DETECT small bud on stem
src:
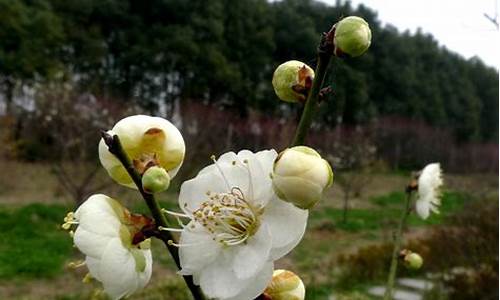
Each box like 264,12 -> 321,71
333,16 -> 371,57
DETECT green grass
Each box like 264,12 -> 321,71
0,203 -> 74,279
311,191 -> 468,232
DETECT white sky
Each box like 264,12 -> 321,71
321,0 -> 500,69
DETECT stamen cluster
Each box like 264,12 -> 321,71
193,188 -> 259,246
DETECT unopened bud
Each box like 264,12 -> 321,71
272,60 -> 315,103
264,269 -> 305,300
142,166 -> 170,194
403,252 -> 423,270
272,146 -> 333,209
334,16 -> 371,57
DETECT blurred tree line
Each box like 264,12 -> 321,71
0,0 -> 498,143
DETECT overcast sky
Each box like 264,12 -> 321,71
320,0 -> 500,69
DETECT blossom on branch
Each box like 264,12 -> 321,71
63,194 -> 153,300
415,163 -> 443,220
164,150 -> 308,300
99,115 -> 185,189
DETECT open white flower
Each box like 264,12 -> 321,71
99,115 -> 185,189
415,163 -> 443,220
165,150 -> 308,300
64,194 -> 153,300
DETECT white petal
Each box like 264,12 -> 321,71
179,173 -> 227,215
237,150 -> 275,207
75,195 -> 123,237
198,253 -> 273,300
415,196 -> 430,220
255,149 -> 278,176
225,262 -> 274,300
74,227 -> 113,259
86,256 -> 102,281
136,249 -> 153,291
179,222 -> 221,274
198,253 -> 244,299
98,238 -> 152,300
232,223 -> 272,280
262,197 -> 308,260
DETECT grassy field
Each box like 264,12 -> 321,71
0,161 -> 497,299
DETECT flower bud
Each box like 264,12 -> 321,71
404,252 -> 423,270
99,115 -> 185,189
272,60 -> 315,103
334,16 -> 371,57
264,269 -> 305,300
272,146 -> 333,209
142,166 -> 170,194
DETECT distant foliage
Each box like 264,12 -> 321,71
0,0 -> 497,143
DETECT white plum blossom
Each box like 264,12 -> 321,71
415,163 -> 443,220
165,150 -> 309,300
63,194 -> 153,300
99,115 -> 185,189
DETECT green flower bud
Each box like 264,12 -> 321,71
264,270 -> 305,300
272,60 -> 315,103
334,16 -> 371,57
404,252 -> 423,270
272,146 -> 333,209
141,166 -> 170,194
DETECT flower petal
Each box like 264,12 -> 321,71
225,262 -> 274,300
179,222 -> 221,274
98,237 -> 152,300
198,253 -> 244,299
232,223 -> 272,280
74,227 -> 113,259
179,172 -> 227,214
236,150 -> 275,207
85,256 -> 102,281
75,195 -> 123,237
255,149 -> 278,176
199,254 -> 272,300
262,197 -> 308,260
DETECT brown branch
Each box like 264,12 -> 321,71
100,131 -> 206,300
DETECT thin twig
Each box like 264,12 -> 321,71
383,189 -> 413,300
100,131 -> 206,300
291,26 -> 336,146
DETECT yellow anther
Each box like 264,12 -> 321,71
67,260 -> 85,269
82,273 -> 93,284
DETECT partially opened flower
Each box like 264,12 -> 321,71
272,60 -> 315,103
166,150 -> 308,300
264,269 -> 305,300
63,194 -> 153,300
415,163 -> 443,219
99,115 -> 185,189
